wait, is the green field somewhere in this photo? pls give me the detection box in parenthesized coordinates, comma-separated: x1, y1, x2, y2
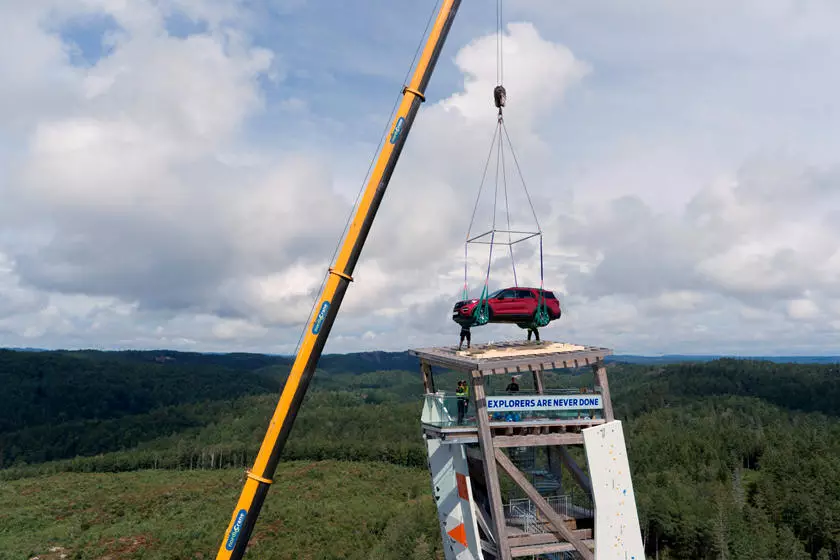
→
(0, 461, 441, 560)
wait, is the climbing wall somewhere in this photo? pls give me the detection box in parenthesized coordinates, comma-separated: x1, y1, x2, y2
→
(582, 421, 645, 560)
(425, 437, 484, 560)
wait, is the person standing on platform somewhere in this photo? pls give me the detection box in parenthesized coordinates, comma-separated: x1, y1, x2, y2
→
(459, 325, 471, 350)
(527, 325, 540, 342)
(456, 380, 469, 424)
(506, 376, 519, 392)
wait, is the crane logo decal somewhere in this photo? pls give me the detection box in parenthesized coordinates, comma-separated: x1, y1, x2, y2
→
(312, 301, 330, 335)
(225, 509, 248, 551)
(390, 117, 405, 144)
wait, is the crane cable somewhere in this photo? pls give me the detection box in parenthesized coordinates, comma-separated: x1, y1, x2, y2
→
(462, 0, 549, 329)
(496, 0, 504, 86)
(463, 0, 506, 325)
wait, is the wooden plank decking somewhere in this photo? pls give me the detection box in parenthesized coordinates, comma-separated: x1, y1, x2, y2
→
(409, 340, 613, 375)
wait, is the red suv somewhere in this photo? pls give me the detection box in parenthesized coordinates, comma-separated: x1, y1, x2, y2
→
(452, 287, 562, 327)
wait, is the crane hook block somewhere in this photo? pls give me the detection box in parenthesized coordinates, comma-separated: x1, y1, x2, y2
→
(494, 85, 507, 109)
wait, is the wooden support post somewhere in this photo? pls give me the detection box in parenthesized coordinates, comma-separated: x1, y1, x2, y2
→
(495, 449, 595, 560)
(531, 367, 545, 394)
(472, 370, 512, 560)
(550, 447, 592, 498)
(546, 441, 559, 493)
(592, 361, 614, 421)
(420, 360, 435, 394)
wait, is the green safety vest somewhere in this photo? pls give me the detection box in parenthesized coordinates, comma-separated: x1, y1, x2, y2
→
(456, 386, 469, 398)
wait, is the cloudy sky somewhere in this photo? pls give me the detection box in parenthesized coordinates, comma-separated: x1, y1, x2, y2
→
(2, 0, 840, 356)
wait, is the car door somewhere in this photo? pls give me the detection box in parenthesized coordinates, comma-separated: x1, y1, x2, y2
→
(516, 289, 537, 318)
(492, 289, 518, 318)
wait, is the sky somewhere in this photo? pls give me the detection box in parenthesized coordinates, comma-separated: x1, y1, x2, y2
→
(2, 0, 840, 356)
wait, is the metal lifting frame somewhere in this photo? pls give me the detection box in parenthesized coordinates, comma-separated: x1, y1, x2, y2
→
(215, 1, 463, 558)
(467, 229, 541, 246)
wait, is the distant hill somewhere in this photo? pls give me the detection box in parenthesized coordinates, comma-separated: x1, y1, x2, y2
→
(611, 357, 840, 419)
(610, 354, 840, 364)
(6, 346, 840, 366)
(318, 350, 419, 374)
(4, 348, 420, 374)
(0, 349, 281, 437)
(59, 349, 290, 370)
(0, 348, 425, 468)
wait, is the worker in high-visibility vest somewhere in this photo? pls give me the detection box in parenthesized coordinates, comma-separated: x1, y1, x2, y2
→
(456, 380, 469, 424)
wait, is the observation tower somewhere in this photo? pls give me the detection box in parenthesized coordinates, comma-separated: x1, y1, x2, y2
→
(410, 340, 645, 560)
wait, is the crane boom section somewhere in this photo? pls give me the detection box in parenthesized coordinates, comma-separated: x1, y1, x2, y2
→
(216, 2, 462, 558)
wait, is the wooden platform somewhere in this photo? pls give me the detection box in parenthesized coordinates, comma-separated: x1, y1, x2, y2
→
(422, 418, 606, 446)
(409, 340, 613, 375)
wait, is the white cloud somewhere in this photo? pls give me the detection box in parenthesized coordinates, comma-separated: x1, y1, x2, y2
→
(0, 253, 48, 319)
(3, 2, 840, 356)
(441, 22, 591, 125)
(211, 317, 268, 340)
(787, 298, 820, 321)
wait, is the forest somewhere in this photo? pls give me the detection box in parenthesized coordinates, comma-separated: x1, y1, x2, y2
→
(1, 349, 839, 559)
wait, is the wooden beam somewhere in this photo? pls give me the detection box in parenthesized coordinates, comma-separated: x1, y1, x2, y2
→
(480, 539, 498, 557)
(420, 360, 435, 394)
(592, 361, 614, 421)
(475, 502, 496, 544)
(531, 367, 545, 394)
(492, 433, 584, 448)
(472, 372, 512, 560)
(507, 529, 593, 547)
(510, 540, 595, 558)
(552, 446, 593, 498)
(466, 456, 498, 546)
(495, 449, 595, 560)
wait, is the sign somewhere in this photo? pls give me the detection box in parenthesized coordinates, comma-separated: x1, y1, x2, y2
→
(312, 301, 330, 335)
(390, 116, 405, 144)
(225, 509, 248, 551)
(486, 395, 602, 412)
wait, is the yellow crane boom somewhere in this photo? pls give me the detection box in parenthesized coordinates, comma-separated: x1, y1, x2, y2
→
(216, 1, 462, 557)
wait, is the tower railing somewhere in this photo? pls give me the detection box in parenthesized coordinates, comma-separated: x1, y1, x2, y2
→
(504, 494, 575, 534)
